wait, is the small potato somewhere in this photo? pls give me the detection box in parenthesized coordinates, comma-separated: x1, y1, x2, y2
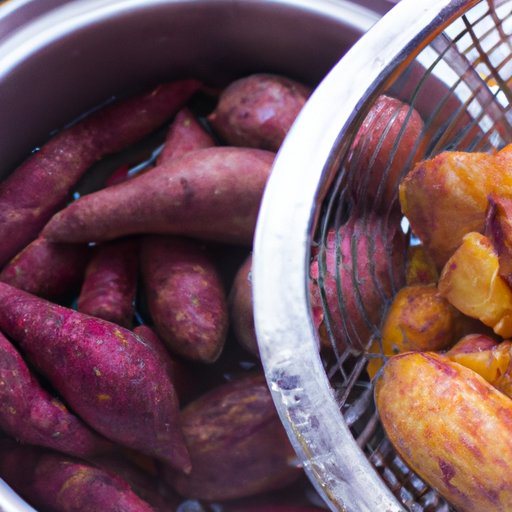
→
(405, 244, 438, 286)
(375, 351, 512, 512)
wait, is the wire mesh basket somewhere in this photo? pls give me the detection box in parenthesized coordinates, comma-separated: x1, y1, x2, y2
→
(253, 0, 512, 511)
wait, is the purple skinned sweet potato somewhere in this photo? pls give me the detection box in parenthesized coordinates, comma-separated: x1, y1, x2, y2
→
(77, 237, 139, 328)
(0, 236, 90, 298)
(0, 79, 201, 268)
(140, 235, 229, 363)
(0, 329, 112, 459)
(41, 146, 275, 246)
(0, 441, 155, 512)
(208, 73, 311, 151)
(157, 107, 215, 165)
(0, 282, 190, 473)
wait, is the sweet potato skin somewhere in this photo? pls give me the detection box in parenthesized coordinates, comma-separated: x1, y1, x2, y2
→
(140, 235, 228, 363)
(0, 282, 190, 472)
(0, 79, 201, 267)
(208, 73, 311, 152)
(376, 351, 512, 512)
(77, 237, 139, 328)
(42, 146, 275, 246)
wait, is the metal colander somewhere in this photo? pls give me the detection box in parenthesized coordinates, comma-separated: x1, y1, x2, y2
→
(253, 0, 512, 511)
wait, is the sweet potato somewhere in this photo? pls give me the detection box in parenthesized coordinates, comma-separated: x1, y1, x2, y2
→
(375, 351, 512, 512)
(208, 73, 311, 152)
(42, 146, 275, 246)
(0, 441, 155, 512)
(229, 253, 258, 356)
(0, 79, 201, 267)
(157, 107, 215, 165)
(77, 237, 139, 328)
(405, 244, 438, 286)
(0, 282, 190, 472)
(0, 236, 89, 298)
(309, 213, 406, 352)
(0, 329, 111, 459)
(162, 373, 300, 501)
(140, 235, 228, 363)
(348, 95, 425, 210)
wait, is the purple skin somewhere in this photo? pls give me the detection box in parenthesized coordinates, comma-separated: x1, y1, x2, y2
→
(157, 107, 215, 165)
(0, 282, 191, 473)
(41, 146, 275, 246)
(0, 330, 112, 459)
(0, 441, 155, 512)
(0, 236, 90, 298)
(0, 79, 201, 267)
(77, 238, 139, 328)
(140, 236, 229, 363)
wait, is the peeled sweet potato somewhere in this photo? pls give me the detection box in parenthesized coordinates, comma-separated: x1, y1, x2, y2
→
(375, 351, 512, 512)
(0, 282, 190, 472)
(208, 73, 311, 152)
(0, 236, 89, 298)
(42, 146, 275, 246)
(140, 235, 228, 363)
(77, 237, 139, 328)
(162, 373, 300, 501)
(405, 244, 438, 286)
(0, 79, 201, 267)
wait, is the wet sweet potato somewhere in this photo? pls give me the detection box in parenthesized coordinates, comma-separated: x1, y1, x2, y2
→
(438, 232, 512, 338)
(77, 237, 139, 328)
(208, 73, 311, 152)
(0, 282, 190, 473)
(140, 235, 228, 363)
(399, 143, 512, 269)
(0, 236, 89, 298)
(375, 351, 512, 512)
(405, 244, 438, 286)
(42, 146, 275, 246)
(0, 79, 201, 267)
(162, 373, 300, 501)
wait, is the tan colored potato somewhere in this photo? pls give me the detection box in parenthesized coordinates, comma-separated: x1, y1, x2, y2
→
(375, 351, 512, 512)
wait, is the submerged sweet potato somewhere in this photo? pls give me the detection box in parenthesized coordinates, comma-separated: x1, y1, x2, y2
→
(163, 373, 300, 501)
(140, 235, 228, 363)
(375, 351, 512, 512)
(77, 237, 139, 328)
(0, 79, 201, 267)
(208, 73, 311, 152)
(0, 282, 190, 473)
(0, 236, 89, 298)
(42, 146, 275, 246)
(0, 329, 111, 459)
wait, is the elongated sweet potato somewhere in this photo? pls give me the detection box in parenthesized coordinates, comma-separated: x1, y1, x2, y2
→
(0, 79, 201, 267)
(0, 282, 190, 472)
(0, 441, 155, 512)
(77, 237, 139, 328)
(0, 329, 111, 459)
(375, 351, 512, 512)
(208, 73, 311, 152)
(163, 373, 300, 501)
(140, 235, 228, 363)
(157, 107, 215, 165)
(0, 236, 89, 298)
(42, 146, 275, 246)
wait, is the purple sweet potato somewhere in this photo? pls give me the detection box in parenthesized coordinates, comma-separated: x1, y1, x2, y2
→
(162, 373, 301, 501)
(157, 107, 215, 165)
(208, 73, 311, 151)
(77, 237, 139, 328)
(0, 282, 190, 473)
(0, 79, 201, 267)
(0, 441, 155, 512)
(0, 329, 111, 459)
(229, 253, 258, 356)
(42, 147, 275, 246)
(0, 236, 90, 298)
(140, 236, 228, 363)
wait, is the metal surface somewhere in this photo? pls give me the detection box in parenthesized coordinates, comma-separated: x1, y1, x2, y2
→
(254, 0, 512, 511)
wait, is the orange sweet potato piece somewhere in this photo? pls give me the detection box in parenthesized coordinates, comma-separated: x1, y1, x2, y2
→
(405, 244, 438, 286)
